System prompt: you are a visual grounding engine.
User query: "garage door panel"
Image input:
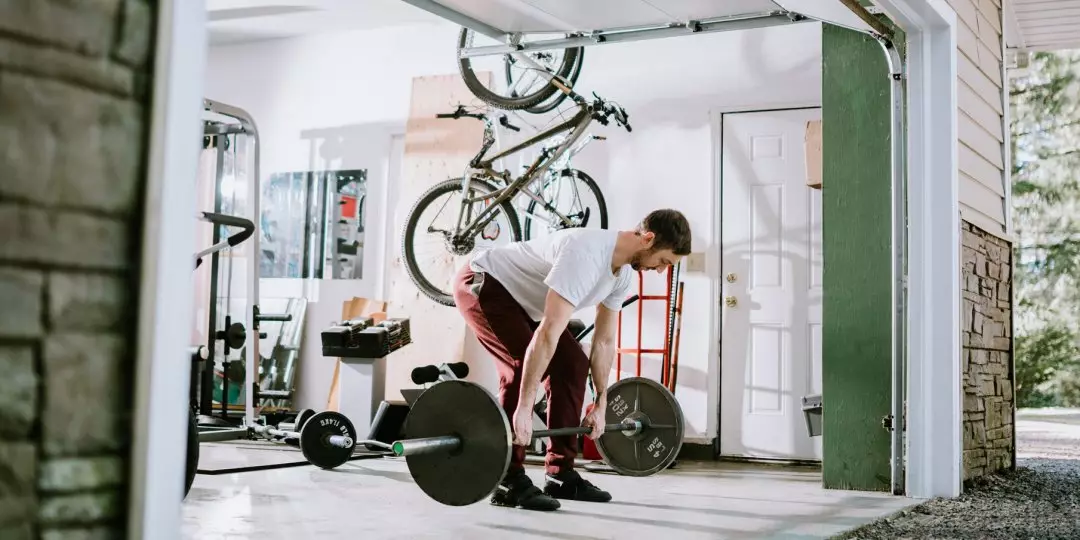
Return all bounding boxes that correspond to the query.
[412,0,873,35]
[436,0,578,34]
[651,0,782,20]
[519,0,782,32]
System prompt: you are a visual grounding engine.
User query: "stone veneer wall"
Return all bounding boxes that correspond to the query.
[961,220,1016,481]
[0,1,156,538]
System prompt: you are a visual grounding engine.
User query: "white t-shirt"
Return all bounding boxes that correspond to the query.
[469,229,634,321]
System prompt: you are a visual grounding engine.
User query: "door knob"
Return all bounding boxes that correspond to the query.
[725,296,737,307]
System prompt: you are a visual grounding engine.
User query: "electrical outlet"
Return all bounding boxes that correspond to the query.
[685,252,706,272]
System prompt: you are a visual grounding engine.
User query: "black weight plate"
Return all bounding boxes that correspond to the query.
[225,322,247,349]
[184,407,199,498]
[295,408,316,432]
[403,380,511,506]
[595,377,684,477]
[300,411,356,469]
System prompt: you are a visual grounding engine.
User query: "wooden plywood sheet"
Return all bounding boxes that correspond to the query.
[821,24,893,491]
[384,72,494,401]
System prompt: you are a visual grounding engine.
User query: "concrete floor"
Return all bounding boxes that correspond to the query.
[1017,408,1080,459]
[183,443,915,540]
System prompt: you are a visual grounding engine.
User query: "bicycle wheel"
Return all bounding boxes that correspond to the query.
[403,178,522,306]
[523,168,608,241]
[505,46,585,114]
[458,28,580,111]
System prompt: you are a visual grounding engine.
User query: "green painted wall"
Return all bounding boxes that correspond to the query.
[821,23,903,491]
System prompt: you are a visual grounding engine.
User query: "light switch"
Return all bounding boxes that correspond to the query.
[685,252,706,272]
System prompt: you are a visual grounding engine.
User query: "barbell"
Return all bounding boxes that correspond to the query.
[250,410,361,469]
[389,376,684,506]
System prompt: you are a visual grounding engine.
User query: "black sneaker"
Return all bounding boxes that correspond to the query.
[543,469,612,503]
[490,469,561,511]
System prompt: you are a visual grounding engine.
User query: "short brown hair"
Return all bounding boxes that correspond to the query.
[638,209,692,255]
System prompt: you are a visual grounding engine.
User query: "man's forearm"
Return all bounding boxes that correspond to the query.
[518,326,560,406]
[588,339,616,403]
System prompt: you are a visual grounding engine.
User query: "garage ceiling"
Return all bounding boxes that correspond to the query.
[400,0,876,47]
[207,0,441,45]
[206,0,879,47]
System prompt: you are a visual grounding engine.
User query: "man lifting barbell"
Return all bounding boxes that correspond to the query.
[453,209,692,511]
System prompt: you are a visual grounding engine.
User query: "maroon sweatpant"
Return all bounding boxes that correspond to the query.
[453,264,590,476]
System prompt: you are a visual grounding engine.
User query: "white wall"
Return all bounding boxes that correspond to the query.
[205,23,461,412]
[204,19,822,440]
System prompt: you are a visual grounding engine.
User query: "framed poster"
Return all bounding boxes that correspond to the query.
[260,168,368,280]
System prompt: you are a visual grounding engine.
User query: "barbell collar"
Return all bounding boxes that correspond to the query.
[392,435,462,457]
[327,435,354,449]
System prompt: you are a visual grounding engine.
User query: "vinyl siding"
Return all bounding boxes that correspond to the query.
[949,0,1009,237]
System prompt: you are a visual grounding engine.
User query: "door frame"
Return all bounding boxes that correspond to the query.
[130,3,962,522]
[710,103,824,461]
[127,0,206,538]
[873,0,962,500]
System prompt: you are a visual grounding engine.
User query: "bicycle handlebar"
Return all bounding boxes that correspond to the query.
[499,116,521,132]
[436,110,485,121]
[435,105,521,132]
[589,92,632,133]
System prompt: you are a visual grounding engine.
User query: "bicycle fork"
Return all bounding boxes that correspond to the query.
[451,174,503,242]
[516,133,602,225]
[508,45,581,104]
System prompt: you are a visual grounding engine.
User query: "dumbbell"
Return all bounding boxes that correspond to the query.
[388,377,685,506]
[250,411,358,469]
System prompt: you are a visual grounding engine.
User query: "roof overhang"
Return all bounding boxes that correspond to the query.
[1006,0,1080,52]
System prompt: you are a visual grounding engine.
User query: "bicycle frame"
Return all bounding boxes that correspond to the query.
[451,103,595,240]
[543,130,601,177]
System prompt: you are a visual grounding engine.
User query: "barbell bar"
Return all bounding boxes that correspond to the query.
[252,423,355,449]
[391,376,685,506]
[390,421,647,457]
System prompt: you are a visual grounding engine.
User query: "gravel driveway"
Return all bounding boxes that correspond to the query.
[833,409,1080,539]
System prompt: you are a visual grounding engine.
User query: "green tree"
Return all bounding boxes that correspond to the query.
[1014,324,1079,407]
[1010,51,1080,407]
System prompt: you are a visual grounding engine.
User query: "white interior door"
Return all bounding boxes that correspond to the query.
[719,108,823,461]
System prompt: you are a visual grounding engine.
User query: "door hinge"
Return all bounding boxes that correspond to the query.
[881,415,894,431]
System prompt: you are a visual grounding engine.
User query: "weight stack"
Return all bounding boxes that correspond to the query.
[321,317,412,358]
[380,318,411,352]
[321,318,375,348]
